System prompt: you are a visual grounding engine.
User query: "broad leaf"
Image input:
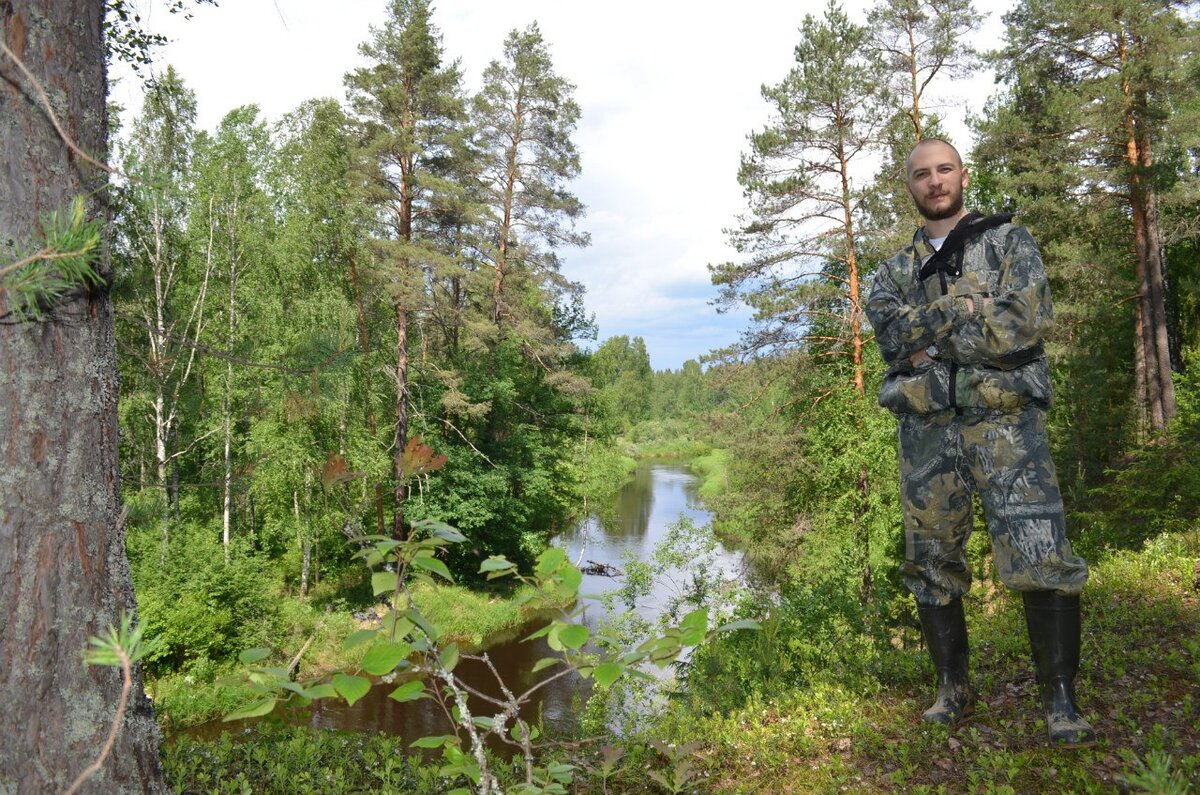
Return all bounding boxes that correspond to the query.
[372,571,398,597]
[343,629,378,650]
[361,640,411,676]
[557,624,589,650]
[388,679,426,702]
[223,697,276,721]
[411,555,453,582]
[332,673,371,706]
[593,662,624,688]
[238,647,271,665]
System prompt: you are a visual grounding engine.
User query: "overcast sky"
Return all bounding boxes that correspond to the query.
[111,0,1007,370]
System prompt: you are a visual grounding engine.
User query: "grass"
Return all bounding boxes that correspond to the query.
[651,529,1200,794]
[691,448,730,500]
[405,580,561,649]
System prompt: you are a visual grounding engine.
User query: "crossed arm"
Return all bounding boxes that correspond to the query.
[866,226,1052,371]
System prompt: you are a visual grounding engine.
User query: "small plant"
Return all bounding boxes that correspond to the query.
[1121,749,1190,795]
[647,740,704,794]
[67,611,162,795]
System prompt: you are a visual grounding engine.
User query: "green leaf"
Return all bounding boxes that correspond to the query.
[238,647,271,665]
[343,629,378,650]
[536,546,566,575]
[439,643,459,672]
[523,623,553,642]
[388,679,426,702]
[426,522,467,543]
[716,618,763,633]
[404,608,441,642]
[479,555,515,573]
[679,608,708,645]
[411,556,453,582]
[531,656,560,673]
[361,640,412,676]
[303,683,337,700]
[223,697,276,721]
[372,571,398,596]
[557,624,589,650]
[410,734,458,749]
[593,662,624,688]
[472,715,495,729]
[332,674,371,706]
[559,565,583,593]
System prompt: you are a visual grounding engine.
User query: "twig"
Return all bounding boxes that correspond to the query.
[0,40,140,184]
[64,646,132,795]
[0,246,93,280]
[287,632,317,677]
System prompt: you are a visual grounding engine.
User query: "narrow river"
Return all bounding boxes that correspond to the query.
[191,461,743,742]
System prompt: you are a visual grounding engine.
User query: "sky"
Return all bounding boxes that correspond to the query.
[111,0,1007,370]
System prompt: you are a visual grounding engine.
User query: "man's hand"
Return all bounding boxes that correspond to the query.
[965,295,992,314]
[910,349,933,368]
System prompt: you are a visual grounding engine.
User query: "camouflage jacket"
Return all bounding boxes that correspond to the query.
[865,215,1053,415]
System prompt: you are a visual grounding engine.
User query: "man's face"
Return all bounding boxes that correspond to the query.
[906,142,968,222]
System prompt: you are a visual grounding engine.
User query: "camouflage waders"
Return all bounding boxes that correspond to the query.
[897,406,1089,607]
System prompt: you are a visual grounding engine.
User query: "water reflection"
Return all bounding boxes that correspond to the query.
[184,462,739,745]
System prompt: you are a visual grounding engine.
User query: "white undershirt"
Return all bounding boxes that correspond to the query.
[929,235,947,250]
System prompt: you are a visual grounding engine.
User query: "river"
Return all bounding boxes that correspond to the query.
[190,461,744,742]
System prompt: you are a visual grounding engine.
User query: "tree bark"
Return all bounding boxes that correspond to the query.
[0,1,166,791]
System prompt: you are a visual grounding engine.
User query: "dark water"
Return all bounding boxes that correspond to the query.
[186,462,741,743]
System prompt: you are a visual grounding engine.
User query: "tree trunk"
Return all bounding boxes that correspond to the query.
[346,252,386,533]
[0,1,166,791]
[221,215,237,560]
[393,301,410,537]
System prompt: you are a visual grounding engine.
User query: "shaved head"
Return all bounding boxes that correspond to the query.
[906,138,963,178]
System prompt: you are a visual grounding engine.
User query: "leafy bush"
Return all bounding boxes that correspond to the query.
[128,521,282,674]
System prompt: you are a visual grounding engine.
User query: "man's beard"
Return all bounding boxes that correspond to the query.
[914,186,965,221]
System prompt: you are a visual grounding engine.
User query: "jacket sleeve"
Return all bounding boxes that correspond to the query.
[942,225,1053,366]
[865,258,975,366]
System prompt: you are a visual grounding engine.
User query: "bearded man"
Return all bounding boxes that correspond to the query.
[865,138,1095,746]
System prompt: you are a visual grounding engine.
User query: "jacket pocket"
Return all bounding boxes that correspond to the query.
[958,359,1052,411]
[878,363,952,415]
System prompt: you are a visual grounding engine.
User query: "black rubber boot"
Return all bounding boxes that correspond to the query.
[1022,590,1097,747]
[917,599,975,724]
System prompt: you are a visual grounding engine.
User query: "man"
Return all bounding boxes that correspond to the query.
[865,138,1095,746]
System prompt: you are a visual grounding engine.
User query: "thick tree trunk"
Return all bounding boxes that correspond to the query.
[0,1,166,792]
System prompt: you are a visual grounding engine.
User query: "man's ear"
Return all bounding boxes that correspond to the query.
[961,167,970,189]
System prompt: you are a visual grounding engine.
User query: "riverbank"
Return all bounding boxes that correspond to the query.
[150,579,563,730]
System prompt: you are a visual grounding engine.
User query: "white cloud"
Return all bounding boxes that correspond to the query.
[112,0,1009,370]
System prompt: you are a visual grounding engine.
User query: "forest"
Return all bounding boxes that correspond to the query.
[1,0,1199,792]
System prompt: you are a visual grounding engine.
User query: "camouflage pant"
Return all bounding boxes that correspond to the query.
[897,407,1089,607]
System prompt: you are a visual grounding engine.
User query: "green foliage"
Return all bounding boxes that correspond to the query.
[1075,361,1200,555]
[162,724,445,794]
[588,335,655,430]
[127,522,282,674]
[0,197,104,322]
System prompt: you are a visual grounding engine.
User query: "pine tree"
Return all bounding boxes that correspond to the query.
[712,0,889,396]
[984,0,1198,432]
[1,0,166,789]
[345,0,469,536]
